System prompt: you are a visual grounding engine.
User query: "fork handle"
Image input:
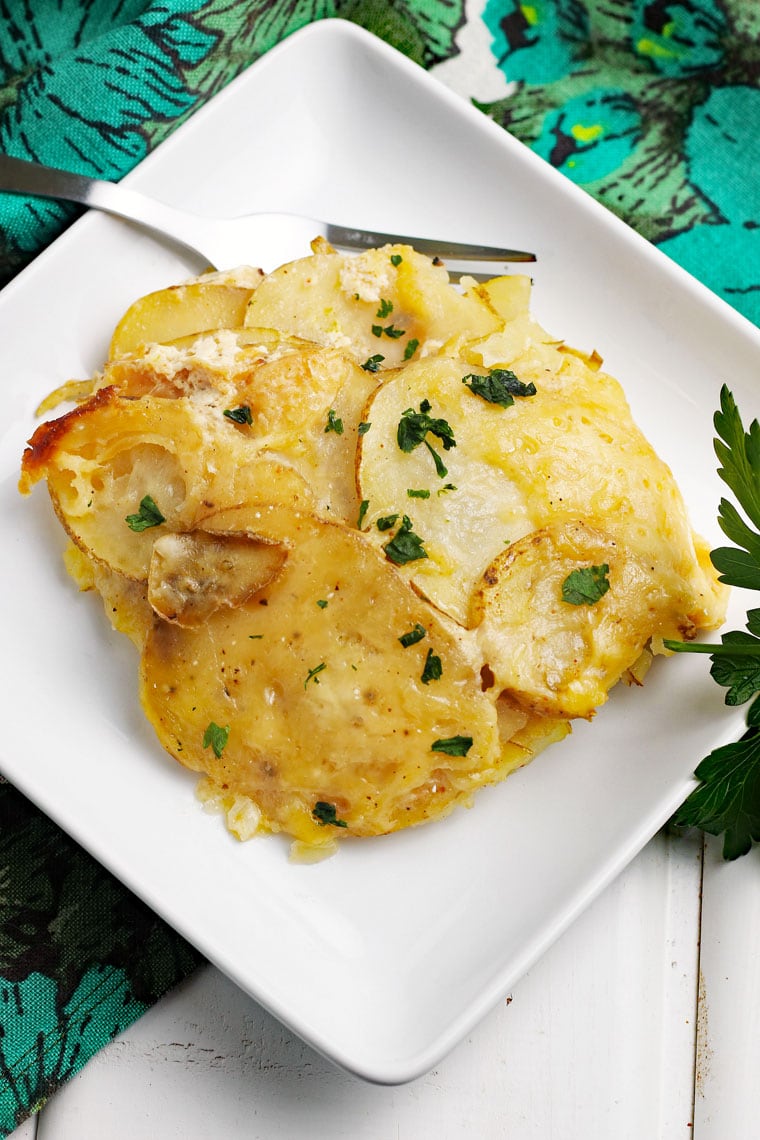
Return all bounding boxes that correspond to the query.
[0,153,211,259]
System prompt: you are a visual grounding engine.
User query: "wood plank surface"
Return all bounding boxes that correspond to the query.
[34,831,703,1140]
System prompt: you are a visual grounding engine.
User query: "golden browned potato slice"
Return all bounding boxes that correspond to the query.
[232,345,378,523]
[19,387,314,580]
[243,244,501,368]
[148,530,287,625]
[100,341,375,524]
[108,281,257,359]
[357,350,727,633]
[140,511,502,849]
[471,520,692,719]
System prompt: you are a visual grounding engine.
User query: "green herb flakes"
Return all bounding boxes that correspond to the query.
[304,662,327,688]
[390,254,403,266]
[325,409,344,435]
[376,513,399,531]
[125,495,165,532]
[431,735,473,757]
[403,338,419,360]
[383,515,428,565]
[399,622,426,647]
[312,801,348,828]
[421,648,442,684]
[223,404,253,425]
[202,722,230,759]
[407,488,430,499]
[357,499,370,529]
[561,564,610,605]
[376,298,393,318]
[361,354,385,373]
[462,369,537,407]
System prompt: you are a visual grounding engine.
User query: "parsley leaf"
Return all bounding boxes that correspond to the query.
[376,513,399,531]
[312,801,348,828]
[399,622,426,647]
[462,369,537,407]
[358,421,372,435]
[397,404,456,454]
[665,389,760,858]
[376,298,393,318]
[203,722,230,759]
[125,495,165,532]
[223,404,253,425]
[404,338,419,361]
[325,409,344,435]
[390,254,403,267]
[432,735,473,757]
[407,488,430,499]
[361,354,385,373]
[372,323,406,339]
[561,564,610,605]
[397,402,456,479]
[357,499,370,529]
[672,730,760,860]
[421,648,442,684]
[383,515,428,565]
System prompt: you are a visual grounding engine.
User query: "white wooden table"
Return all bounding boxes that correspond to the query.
[9,829,758,1139]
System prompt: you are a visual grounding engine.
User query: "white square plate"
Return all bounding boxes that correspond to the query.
[1,20,758,1084]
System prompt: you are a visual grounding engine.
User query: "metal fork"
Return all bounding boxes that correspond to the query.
[0,154,536,273]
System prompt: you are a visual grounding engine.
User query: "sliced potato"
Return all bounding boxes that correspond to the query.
[109,282,256,359]
[140,512,502,846]
[472,520,687,719]
[148,530,287,625]
[357,349,726,633]
[244,244,501,368]
[357,355,536,624]
[20,388,314,579]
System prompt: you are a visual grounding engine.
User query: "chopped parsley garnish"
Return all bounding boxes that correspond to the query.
[462,369,537,407]
[376,513,399,531]
[248,634,264,640]
[304,662,327,688]
[202,721,229,759]
[372,323,406,339]
[125,495,165,532]
[358,421,372,435]
[223,404,253,425]
[432,735,473,757]
[316,599,329,609]
[397,402,456,479]
[357,499,370,529]
[561,564,610,605]
[361,354,385,373]
[403,338,420,361]
[390,253,403,266]
[664,387,760,858]
[438,483,457,495]
[383,515,428,565]
[376,298,393,318]
[325,409,344,434]
[399,622,426,647]
[312,801,348,828]
[421,648,443,684]
[407,488,430,499]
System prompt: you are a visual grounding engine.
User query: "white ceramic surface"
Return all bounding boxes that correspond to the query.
[1,19,758,1084]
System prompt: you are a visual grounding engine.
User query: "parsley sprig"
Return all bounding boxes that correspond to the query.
[665,386,760,858]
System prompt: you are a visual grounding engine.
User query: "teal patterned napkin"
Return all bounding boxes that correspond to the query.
[1,2,758,1132]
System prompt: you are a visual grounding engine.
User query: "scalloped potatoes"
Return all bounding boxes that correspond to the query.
[19,242,727,854]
